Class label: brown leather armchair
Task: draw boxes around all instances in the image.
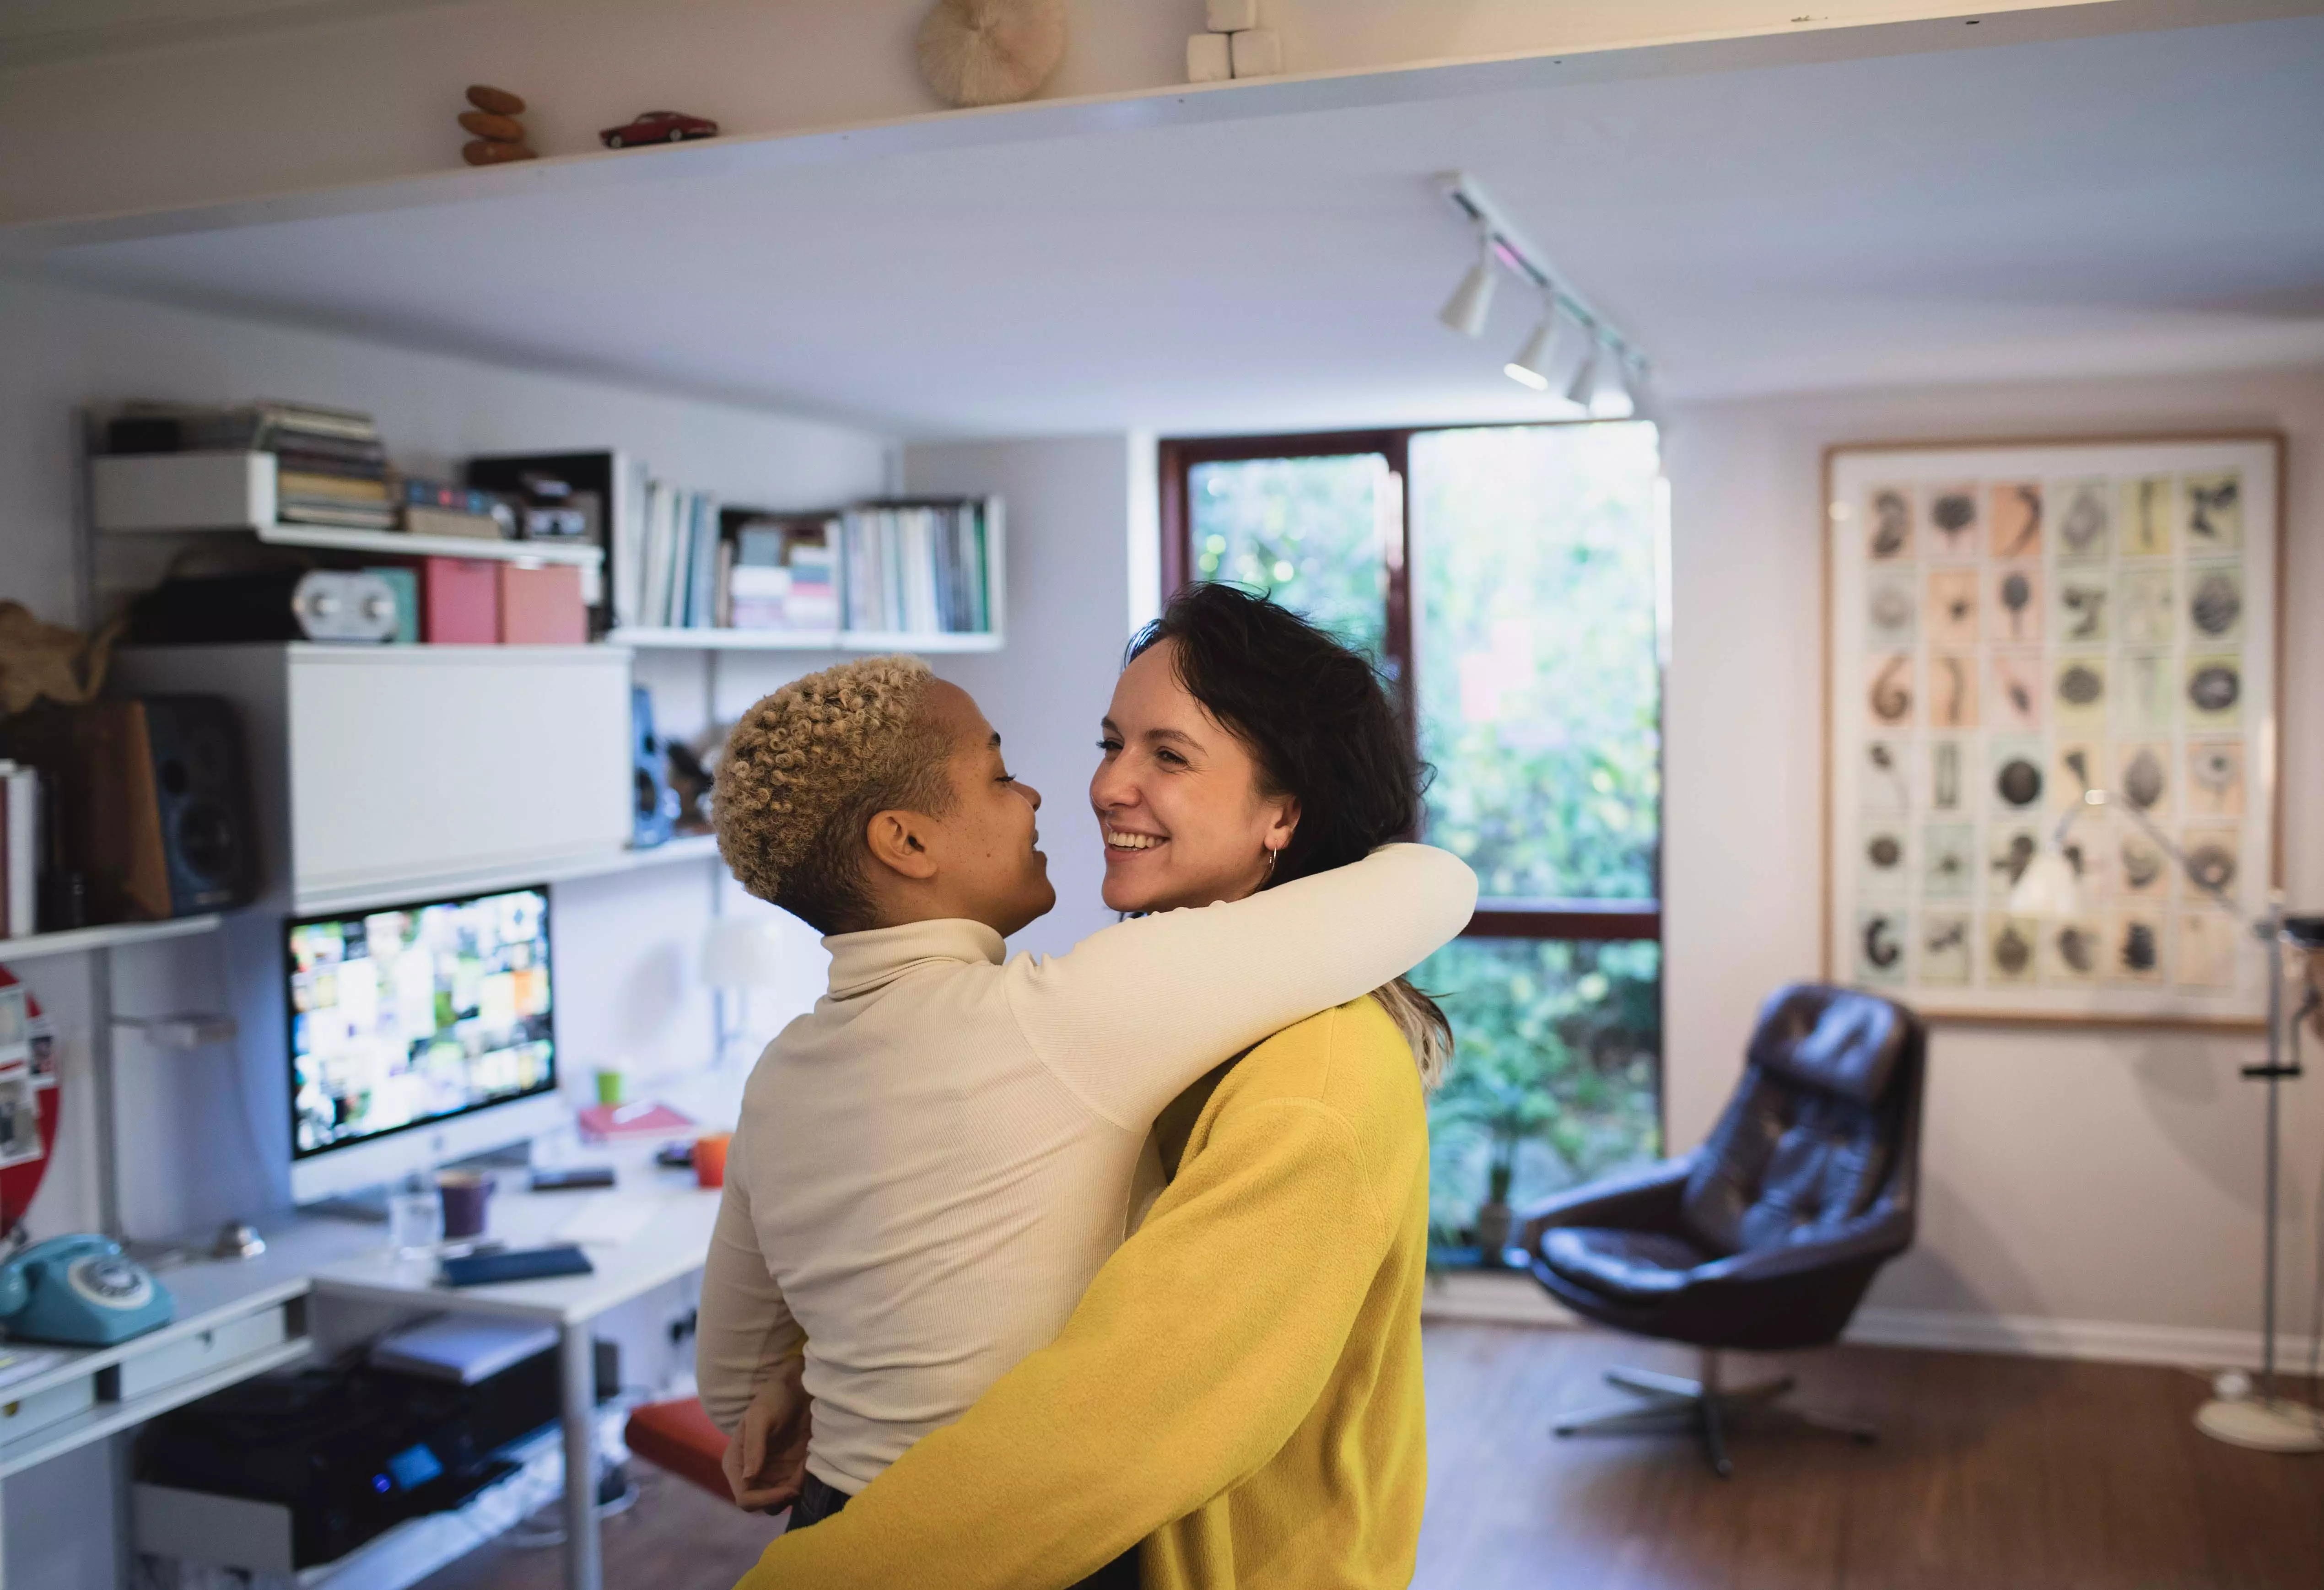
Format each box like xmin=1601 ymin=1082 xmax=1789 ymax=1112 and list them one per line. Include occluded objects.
xmin=1515 ymin=982 xmax=1925 ymax=1475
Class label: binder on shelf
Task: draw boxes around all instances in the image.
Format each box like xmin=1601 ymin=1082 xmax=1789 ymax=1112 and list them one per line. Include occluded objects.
xmin=836 ymin=497 xmax=998 ymax=638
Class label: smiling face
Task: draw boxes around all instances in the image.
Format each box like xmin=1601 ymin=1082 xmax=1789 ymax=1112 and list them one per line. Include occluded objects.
xmin=912 ymin=680 xmax=1056 ymax=937
xmin=1090 ymin=639 xmax=1299 ymax=914
xmin=859 ymin=679 xmax=1055 ymax=938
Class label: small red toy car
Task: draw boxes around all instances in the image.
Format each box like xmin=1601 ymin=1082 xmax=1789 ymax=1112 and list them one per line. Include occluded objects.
xmin=600 ymin=111 xmax=719 ymax=149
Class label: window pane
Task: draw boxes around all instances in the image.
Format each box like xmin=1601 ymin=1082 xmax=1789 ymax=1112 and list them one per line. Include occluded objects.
xmin=1188 ymin=453 xmax=1391 ymax=661
xmin=1419 ymin=936 xmax=1661 ymax=1240
xmin=1413 ymin=423 xmax=1663 ymax=900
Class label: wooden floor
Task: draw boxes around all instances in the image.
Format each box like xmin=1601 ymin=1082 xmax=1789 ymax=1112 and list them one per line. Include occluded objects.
xmin=416 ymin=1323 xmax=2324 ymax=1590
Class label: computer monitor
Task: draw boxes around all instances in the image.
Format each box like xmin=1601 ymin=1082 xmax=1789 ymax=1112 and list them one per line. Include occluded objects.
xmin=285 ymin=884 xmax=566 ymax=1204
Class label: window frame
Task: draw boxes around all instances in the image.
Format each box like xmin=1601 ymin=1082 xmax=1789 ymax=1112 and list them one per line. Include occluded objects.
xmin=1159 ymin=423 xmax=1662 ymax=946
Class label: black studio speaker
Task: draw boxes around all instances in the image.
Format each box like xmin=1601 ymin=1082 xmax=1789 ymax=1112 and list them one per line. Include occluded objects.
xmin=632 ymin=687 xmax=679 ymax=848
xmin=13 ymin=696 xmax=259 ymax=921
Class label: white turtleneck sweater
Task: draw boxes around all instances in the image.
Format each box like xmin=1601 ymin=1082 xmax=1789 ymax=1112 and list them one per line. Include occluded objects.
xmin=694 ymin=843 xmax=1477 ymax=1493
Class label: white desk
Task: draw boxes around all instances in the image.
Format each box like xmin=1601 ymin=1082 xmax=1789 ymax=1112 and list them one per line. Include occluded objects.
xmin=302 ymin=1139 xmax=724 ymax=1590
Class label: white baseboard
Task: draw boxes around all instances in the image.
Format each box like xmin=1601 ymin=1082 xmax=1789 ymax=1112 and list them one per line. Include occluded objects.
xmin=1846 ymin=1306 xmax=2322 ymax=1373
xmin=1420 ymin=1270 xmax=2321 ymax=1373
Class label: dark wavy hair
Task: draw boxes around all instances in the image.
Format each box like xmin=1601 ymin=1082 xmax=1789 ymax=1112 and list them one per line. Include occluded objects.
xmin=1127 ymin=582 xmax=1454 ymax=1085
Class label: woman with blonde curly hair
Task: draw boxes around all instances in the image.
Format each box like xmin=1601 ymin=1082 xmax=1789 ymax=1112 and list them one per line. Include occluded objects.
xmin=695 ymin=635 xmax=1473 ymax=1586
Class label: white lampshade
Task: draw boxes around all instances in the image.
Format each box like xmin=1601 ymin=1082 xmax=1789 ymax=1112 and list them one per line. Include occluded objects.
xmin=2007 ymin=848 xmax=2083 ymax=919
xmin=702 ymin=918 xmax=785 ymax=989
xmin=1562 ymin=340 xmax=1600 ymax=410
xmin=1504 ymin=312 xmax=1559 ymax=389
xmin=1439 ymin=236 xmax=1498 ymax=338
xmin=1588 ymin=353 xmax=1636 ymax=419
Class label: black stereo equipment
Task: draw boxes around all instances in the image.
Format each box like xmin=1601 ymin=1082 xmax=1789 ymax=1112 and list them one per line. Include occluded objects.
xmin=129 ymin=570 xmax=403 ymax=645
xmin=632 ymin=685 xmax=679 ymax=848
xmin=137 ymin=1343 xmax=613 ymax=1569
xmin=9 ymin=697 xmax=259 ymax=922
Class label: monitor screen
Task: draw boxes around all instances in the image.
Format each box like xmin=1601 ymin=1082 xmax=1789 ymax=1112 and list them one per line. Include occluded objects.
xmin=287 ymin=886 xmax=556 ymax=1161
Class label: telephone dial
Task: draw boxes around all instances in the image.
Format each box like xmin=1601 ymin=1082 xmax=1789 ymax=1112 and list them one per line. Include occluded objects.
xmin=0 ymin=1234 xmax=174 ymax=1346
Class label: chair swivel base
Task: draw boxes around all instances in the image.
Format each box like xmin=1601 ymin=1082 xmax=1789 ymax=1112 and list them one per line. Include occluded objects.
xmin=1553 ymin=1349 xmax=1876 ymax=1477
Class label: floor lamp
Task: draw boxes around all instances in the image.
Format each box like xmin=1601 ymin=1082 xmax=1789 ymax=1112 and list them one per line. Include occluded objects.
xmin=2011 ymin=788 xmax=2322 ymax=1453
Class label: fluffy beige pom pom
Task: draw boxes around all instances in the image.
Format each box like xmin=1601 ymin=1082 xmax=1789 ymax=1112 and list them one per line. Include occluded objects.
xmin=917 ymin=0 xmax=1068 ymax=108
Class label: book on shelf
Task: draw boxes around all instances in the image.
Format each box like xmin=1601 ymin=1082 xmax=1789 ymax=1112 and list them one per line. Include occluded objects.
xmin=0 ymin=761 xmax=40 ymax=938
xmin=108 ymin=399 xmax=384 ymax=455
xmin=278 ymin=469 xmax=391 ymax=504
xmin=399 ymin=478 xmax=512 ymax=541
xmin=839 ymin=498 xmax=994 ymax=636
xmin=723 ymin=511 xmax=841 ymax=633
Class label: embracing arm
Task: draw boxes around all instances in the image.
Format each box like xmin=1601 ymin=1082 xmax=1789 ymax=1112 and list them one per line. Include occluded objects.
xmin=695 ymin=1157 xmax=805 ymax=1438
xmin=734 ymin=1090 xmax=1392 ymax=1590
xmin=1008 ymin=841 xmax=1474 ymax=1127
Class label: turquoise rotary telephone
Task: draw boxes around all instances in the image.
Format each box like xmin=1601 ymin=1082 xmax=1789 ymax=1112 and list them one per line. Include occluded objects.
xmin=0 ymin=1234 xmax=174 ymax=1346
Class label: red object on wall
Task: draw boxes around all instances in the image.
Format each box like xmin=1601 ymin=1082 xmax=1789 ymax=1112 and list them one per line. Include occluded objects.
xmin=421 ymin=557 xmax=501 ymax=643
xmin=498 ymin=564 xmax=587 ymax=645
xmin=0 ymin=964 xmax=62 ymax=1237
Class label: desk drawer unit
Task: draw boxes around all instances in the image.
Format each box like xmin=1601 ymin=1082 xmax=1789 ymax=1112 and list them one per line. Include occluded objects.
xmin=0 ymin=1373 xmax=98 ymax=1445
xmin=115 ymin=1303 xmax=291 ymax=1401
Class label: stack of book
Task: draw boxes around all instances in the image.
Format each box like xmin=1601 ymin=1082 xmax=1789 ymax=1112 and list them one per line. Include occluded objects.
xmin=840 ymin=501 xmax=994 ymax=635
xmin=400 ymin=479 xmax=512 ymax=541
xmin=726 ymin=513 xmax=841 ymax=633
xmin=108 ymin=400 xmax=392 ymax=530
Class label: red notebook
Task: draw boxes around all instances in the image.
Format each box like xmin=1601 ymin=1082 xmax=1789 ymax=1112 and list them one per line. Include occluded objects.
xmin=576 ymin=1100 xmax=696 ymax=1140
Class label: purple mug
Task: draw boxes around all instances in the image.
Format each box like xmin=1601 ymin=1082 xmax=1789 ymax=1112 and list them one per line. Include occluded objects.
xmin=436 ymin=1170 xmax=495 ymax=1240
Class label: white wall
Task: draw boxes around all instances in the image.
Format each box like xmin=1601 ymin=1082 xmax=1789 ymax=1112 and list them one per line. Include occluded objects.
xmin=0 ymin=272 xmax=890 ymax=1586
xmin=1662 ymin=365 xmax=2324 ymax=1364
xmin=902 ymin=434 xmax=1150 ymax=957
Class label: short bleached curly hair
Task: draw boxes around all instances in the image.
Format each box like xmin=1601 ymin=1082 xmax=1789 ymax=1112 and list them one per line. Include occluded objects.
xmin=713 ymin=655 xmax=956 ymax=934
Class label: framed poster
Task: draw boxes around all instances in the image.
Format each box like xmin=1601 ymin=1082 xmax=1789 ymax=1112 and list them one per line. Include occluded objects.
xmin=1824 ymin=434 xmax=2283 ymax=1027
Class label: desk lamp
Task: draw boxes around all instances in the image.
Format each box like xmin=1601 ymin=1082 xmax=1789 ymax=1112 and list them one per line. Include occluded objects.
xmin=2011 ymin=788 xmax=2321 ymax=1453
xmin=703 ymin=918 xmax=785 ymax=1069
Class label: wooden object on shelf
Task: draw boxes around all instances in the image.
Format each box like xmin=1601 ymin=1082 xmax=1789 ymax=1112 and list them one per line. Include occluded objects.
xmin=1229 ymin=27 xmax=1282 ymax=77
xmin=1187 ymin=32 xmax=1231 ymax=83
xmin=466 ymin=85 xmax=526 ymax=116
xmin=457 ymin=110 xmax=524 ymax=142
xmin=463 ymin=140 xmax=538 ymax=167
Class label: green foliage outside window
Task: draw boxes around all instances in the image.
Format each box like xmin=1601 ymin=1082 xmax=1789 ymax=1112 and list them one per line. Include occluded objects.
xmin=1418 ymin=938 xmax=1662 ymax=1237
xmin=1184 ymin=424 xmax=1667 ymax=1238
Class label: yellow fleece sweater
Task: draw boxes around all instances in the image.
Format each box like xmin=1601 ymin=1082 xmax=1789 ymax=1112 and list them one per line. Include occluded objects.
xmin=736 ymin=992 xmax=1431 ymax=1590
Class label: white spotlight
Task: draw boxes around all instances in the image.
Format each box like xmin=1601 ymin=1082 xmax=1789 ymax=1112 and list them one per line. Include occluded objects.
xmin=1439 ymin=232 xmax=1497 ymax=339
xmin=1562 ymin=338 xmax=1599 ymax=409
xmin=1589 ymin=352 xmax=1636 ymax=419
xmin=1504 ymin=308 xmax=1558 ymax=390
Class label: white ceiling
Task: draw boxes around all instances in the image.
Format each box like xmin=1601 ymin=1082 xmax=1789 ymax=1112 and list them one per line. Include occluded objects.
xmin=19 ymin=12 xmax=2324 ymax=439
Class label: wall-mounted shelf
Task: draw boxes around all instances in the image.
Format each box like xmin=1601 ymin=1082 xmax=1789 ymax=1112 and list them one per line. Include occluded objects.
xmin=611 ymin=626 xmax=1002 ymax=653
xmin=253 ymin=520 xmax=601 ymax=569
xmin=0 ymin=914 xmax=223 ymax=964
xmin=89 ymin=451 xmax=603 ymax=569
xmin=290 ymin=832 xmax=724 ymax=917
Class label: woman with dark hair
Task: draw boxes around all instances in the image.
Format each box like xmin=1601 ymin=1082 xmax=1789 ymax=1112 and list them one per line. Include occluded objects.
xmin=744 ymin=583 xmax=1458 ymax=1590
